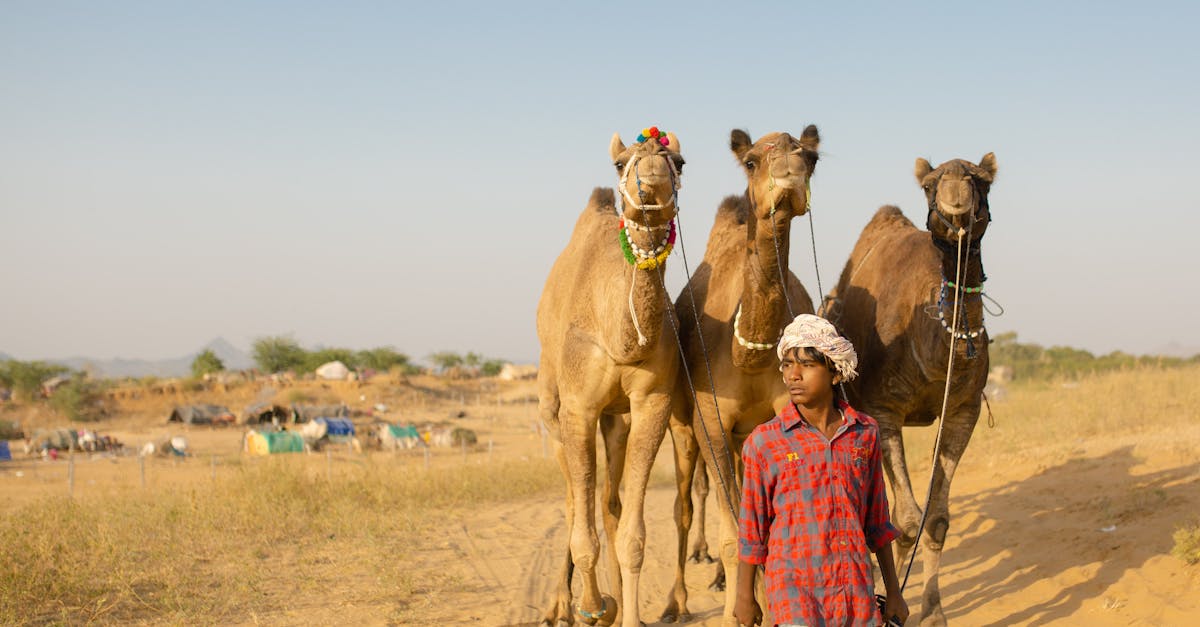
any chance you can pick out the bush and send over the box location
[252,336,307,374]
[355,347,410,372]
[48,378,107,423]
[0,360,70,402]
[1173,521,1200,565]
[191,349,225,378]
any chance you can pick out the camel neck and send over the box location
[936,239,985,288]
[731,201,792,366]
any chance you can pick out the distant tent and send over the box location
[315,361,350,381]
[244,430,305,455]
[317,417,355,438]
[388,424,420,439]
[168,404,234,425]
[291,404,347,423]
[0,441,11,461]
[241,403,290,425]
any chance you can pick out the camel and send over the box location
[537,128,685,626]
[822,153,998,626]
[659,128,819,625]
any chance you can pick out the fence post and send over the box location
[140,455,146,489]
[211,455,217,481]
[68,452,75,498]
[424,446,430,470]
[326,449,332,481]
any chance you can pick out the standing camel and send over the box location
[537,128,684,627]
[659,128,819,626]
[823,153,998,626]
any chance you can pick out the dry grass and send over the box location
[902,364,1200,471]
[2,365,1197,624]
[1173,520,1200,565]
[0,455,561,625]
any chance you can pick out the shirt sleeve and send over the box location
[863,426,900,553]
[738,435,770,565]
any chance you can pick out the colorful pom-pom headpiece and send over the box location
[636,126,672,147]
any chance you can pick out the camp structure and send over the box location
[374,423,424,451]
[299,417,359,452]
[314,360,350,381]
[0,441,11,462]
[244,430,305,456]
[241,403,290,425]
[290,403,348,423]
[168,404,235,426]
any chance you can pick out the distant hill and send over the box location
[46,338,254,379]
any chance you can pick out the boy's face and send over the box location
[780,347,840,407]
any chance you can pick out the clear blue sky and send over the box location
[2,1,1197,364]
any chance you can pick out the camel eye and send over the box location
[614,162,625,172]
[744,160,756,170]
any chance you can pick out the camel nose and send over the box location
[768,152,807,189]
[937,179,975,216]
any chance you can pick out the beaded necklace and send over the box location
[618,217,676,270]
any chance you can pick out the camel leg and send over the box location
[559,404,607,624]
[692,404,743,627]
[877,415,922,569]
[660,418,698,623]
[691,453,715,563]
[614,392,671,627]
[600,413,630,612]
[918,411,978,627]
[542,440,576,627]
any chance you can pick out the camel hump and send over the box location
[587,187,616,213]
[715,194,750,226]
[870,204,914,229]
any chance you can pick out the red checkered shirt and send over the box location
[739,400,899,627]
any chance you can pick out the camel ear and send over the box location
[978,152,997,181]
[730,129,753,161]
[610,133,626,163]
[799,124,820,151]
[914,158,933,186]
[665,131,681,154]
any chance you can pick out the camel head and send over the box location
[915,153,997,242]
[610,129,684,226]
[731,126,820,221]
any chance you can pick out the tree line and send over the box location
[990,332,1200,380]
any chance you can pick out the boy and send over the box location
[734,314,908,627]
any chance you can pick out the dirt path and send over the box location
[425,429,1200,626]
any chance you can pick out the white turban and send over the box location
[777,314,859,381]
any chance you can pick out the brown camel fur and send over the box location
[537,131,685,627]
[659,128,819,626]
[823,153,997,626]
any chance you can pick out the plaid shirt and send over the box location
[739,400,899,627]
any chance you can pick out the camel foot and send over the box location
[707,565,726,592]
[541,592,573,626]
[687,548,716,564]
[919,605,947,627]
[659,599,691,623]
[577,594,617,626]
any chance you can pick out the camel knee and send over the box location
[925,517,949,551]
[616,526,647,572]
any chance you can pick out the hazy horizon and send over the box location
[3,2,1197,365]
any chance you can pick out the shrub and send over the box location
[48,378,107,423]
[191,349,224,378]
[251,336,306,373]
[0,360,70,402]
[1173,521,1200,565]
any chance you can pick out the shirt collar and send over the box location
[781,399,861,432]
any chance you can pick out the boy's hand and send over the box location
[733,593,762,626]
[883,589,909,625]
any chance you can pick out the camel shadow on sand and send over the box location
[920,445,1199,626]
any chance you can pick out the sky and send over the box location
[2,1,1198,365]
